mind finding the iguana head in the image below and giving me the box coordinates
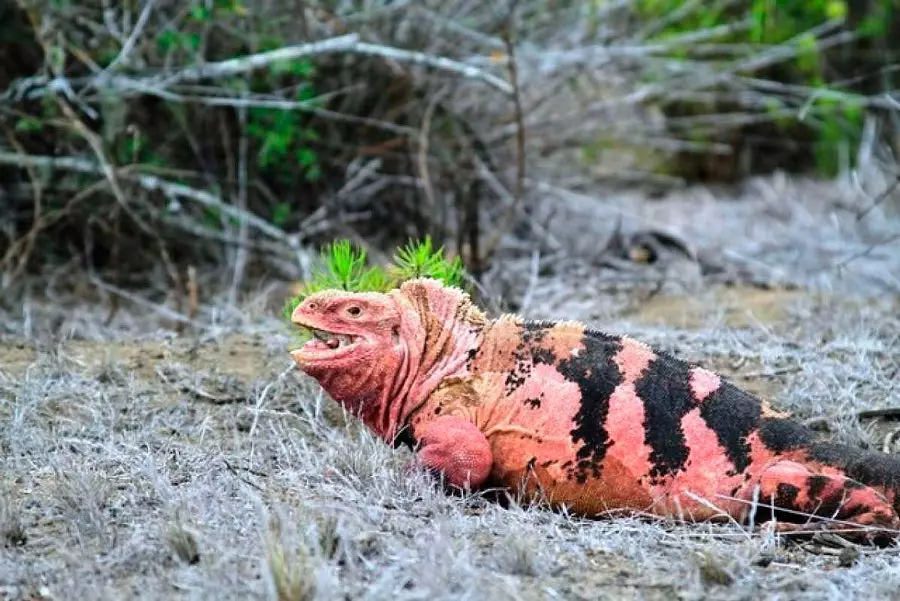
[289,288,401,402]
[289,278,485,439]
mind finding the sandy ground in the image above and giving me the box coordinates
[2,174,900,600]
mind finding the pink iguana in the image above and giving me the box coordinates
[288,278,900,545]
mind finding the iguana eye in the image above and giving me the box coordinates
[346,305,362,317]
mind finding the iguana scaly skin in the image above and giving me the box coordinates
[289,278,900,544]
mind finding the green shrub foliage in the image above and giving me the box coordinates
[283,237,467,321]
[632,0,896,176]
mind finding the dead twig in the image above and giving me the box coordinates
[90,275,195,326]
[0,128,43,286]
[227,83,251,309]
[805,407,900,431]
[9,33,513,105]
[0,152,291,245]
[800,543,844,556]
[852,171,900,221]
[223,459,265,491]
[738,366,802,379]
[94,0,156,76]
[479,1,527,267]
[163,34,511,93]
[836,233,900,269]
[883,427,900,454]
[55,95,186,308]
[1,176,110,291]
[415,87,448,224]
[187,266,199,322]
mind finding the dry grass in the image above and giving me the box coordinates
[2,172,900,600]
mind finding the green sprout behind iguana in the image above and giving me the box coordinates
[389,236,465,289]
[283,236,468,346]
[282,240,388,321]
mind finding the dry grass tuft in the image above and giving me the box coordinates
[696,551,738,587]
[167,521,201,566]
[494,534,542,577]
[265,533,317,601]
[263,512,341,601]
[0,494,27,549]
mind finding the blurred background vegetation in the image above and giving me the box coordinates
[0,0,897,307]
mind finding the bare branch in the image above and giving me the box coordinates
[6,33,512,106]
[96,0,156,75]
[852,172,900,221]
[836,233,900,269]
[0,151,292,244]
[150,34,364,87]
[351,41,512,94]
[155,91,416,136]
[89,274,195,325]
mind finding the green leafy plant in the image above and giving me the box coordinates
[245,52,324,192]
[282,237,467,321]
[155,16,324,233]
[247,86,323,185]
[389,236,466,289]
[283,240,388,317]
[629,0,893,176]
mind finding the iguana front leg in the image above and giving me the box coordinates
[416,415,493,490]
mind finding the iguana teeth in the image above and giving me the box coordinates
[306,328,353,349]
[311,328,330,340]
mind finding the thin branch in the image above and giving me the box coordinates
[156,91,416,136]
[349,41,512,93]
[852,172,900,221]
[415,88,447,222]
[465,20,756,71]
[89,275,195,325]
[228,81,250,308]
[154,35,363,85]
[0,177,110,294]
[480,9,527,264]
[96,0,156,75]
[6,33,513,104]
[0,128,43,286]
[54,95,185,299]
[507,24,526,204]
[836,233,900,269]
[742,77,900,113]
[0,151,292,244]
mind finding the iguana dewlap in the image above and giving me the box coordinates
[289,278,900,544]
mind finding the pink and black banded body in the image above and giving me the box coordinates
[289,279,900,544]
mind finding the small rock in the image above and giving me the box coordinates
[698,553,735,586]
[838,547,859,568]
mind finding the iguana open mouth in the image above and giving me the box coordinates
[309,328,355,349]
[291,326,360,362]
